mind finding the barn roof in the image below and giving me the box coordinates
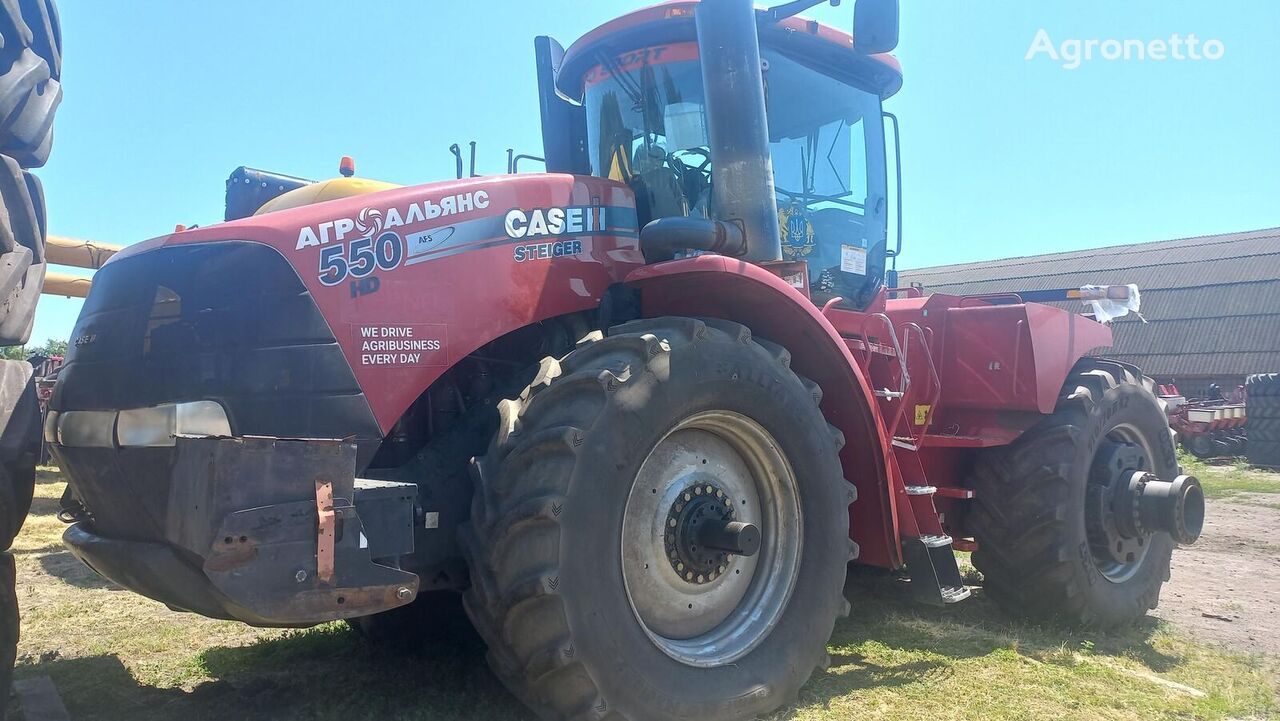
[897,227,1280,378]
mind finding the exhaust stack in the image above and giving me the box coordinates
[695,0,782,262]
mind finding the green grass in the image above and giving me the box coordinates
[1177,449,1280,500]
[8,470,1279,721]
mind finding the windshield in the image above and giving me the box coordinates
[583,42,888,299]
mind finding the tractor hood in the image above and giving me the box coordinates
[82,172,643,432]
[111,173,638,268]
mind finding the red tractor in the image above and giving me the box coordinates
[47,1,1205,719]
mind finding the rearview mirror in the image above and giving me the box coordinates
[852,0,899,54]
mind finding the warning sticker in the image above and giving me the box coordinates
[914,404,931,426]
[841,244,868,275]
[352,324,447,367]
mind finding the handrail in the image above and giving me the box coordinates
[860,312,911,434]
[900,322,941,445]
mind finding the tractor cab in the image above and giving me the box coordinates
[539,1,903,308]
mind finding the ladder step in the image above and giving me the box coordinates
[902,535,970,607]
[919,533,952,548]
[904,485,937,496]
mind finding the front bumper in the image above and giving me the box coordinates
[57,435,419,627]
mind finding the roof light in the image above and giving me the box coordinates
[339,156,356,177]
[1070,285,1133,301]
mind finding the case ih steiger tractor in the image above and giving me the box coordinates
[48,1,1205,719]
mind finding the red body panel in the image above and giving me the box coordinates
[110,173,645,431]
[824,290,1114,560]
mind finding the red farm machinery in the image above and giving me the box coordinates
[1160,383,1249,459]
[46,2,1206,719]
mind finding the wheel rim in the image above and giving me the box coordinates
[1086,423,1156,583]
[621,410,802,667]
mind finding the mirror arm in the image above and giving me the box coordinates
[759,0,840,25]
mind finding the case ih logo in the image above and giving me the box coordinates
[295,190,490,250]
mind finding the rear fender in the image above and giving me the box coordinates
[625,256,901,567]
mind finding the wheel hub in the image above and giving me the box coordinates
[620,411,801,667]
[1087,441,1150,568]
[664,483,760,584]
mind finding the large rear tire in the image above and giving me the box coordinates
[0,155,45,345]
[969,358,1179,628]
[460,317,854,721]
[0,0,62,168]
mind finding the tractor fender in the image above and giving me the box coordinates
[625,256,901,567]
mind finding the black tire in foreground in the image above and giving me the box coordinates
[0,154,45,345]
[0,0,62,168]
[0,365,37,551]
[969,358,1179,628]
[460,317,854,721]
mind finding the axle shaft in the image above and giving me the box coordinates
[697,520,761,557]
[1117,472,1205,544]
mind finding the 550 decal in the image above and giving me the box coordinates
[318,231,404,286]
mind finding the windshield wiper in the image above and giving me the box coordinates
[595,49,645,112]
[775,187,865,211]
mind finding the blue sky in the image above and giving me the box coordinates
[31,1,1280,345]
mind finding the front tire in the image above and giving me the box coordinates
[460,317,854,721]
[969,358,1178,628]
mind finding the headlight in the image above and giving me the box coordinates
[116,404,177,447]
[117,400,231,447]
[56,410,116,448]
[54,401,231,448]
[43,409,60,444]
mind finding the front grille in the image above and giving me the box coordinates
[53,241,379,441]
[52,241,381,539]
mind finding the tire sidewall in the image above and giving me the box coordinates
[558,337,847,720]
[1069,382,1177,620]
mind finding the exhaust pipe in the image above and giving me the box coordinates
[694,0,781,262]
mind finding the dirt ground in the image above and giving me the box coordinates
[1154,490,1280,656]
[5,467,1278,720]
